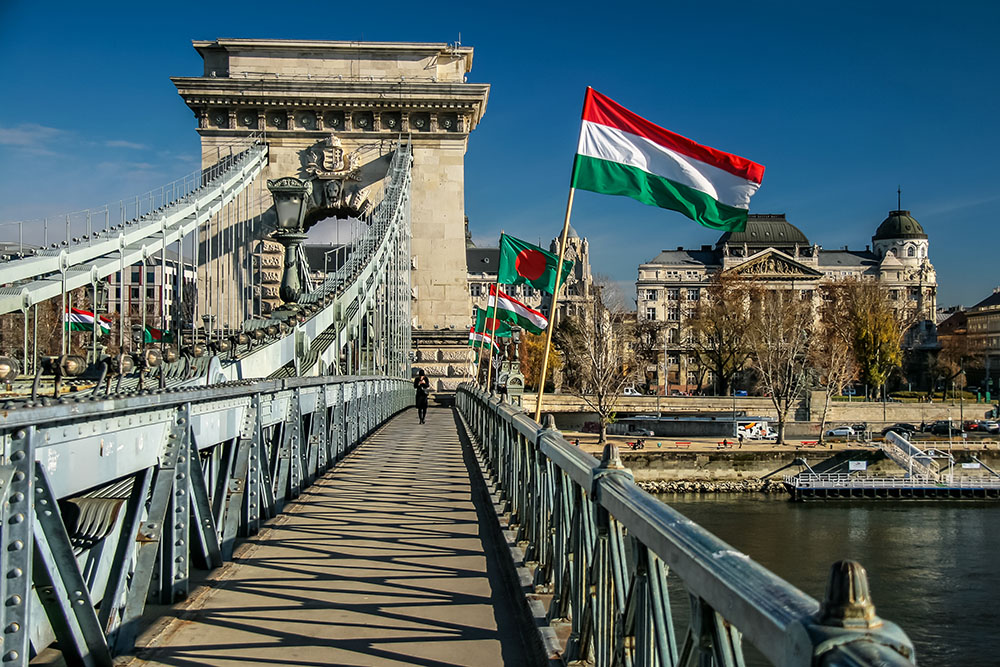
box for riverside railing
[0,375,410,665]
[456,385,917,667]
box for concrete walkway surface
[125,406,534,667]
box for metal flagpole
[473,309,487,387]
[485,282,504,394]
[533,187,576,423]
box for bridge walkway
[124,406,535,667]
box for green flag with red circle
[497,233,574,295]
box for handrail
[457,384,916,666]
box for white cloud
[105,139,148,150]
[0,123,63,154]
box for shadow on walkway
[124,406,538,667]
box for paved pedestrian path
[127,406,533,667]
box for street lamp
[267,177,313,309]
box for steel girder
[0,375,409,664]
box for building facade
[959,290,1000,392]
[636,212,938,394]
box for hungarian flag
[468,326,498,351]
[487,284,548,334]
[64,307,111,333]
[474,307,513,338]
[571,88,764,232]
[497,234,573,295]
[144,326,174,343]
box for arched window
[906,245,916,258]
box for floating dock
[783,473,1000,501]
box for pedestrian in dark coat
[414,373,430,424]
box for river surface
[657,493,1000,666]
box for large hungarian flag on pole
[487,284,548,334]
[64,307,111,333]
[497,234,573,295]
[571,88,764,232]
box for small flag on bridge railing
[64,307,111,333]
[144,326,174,343]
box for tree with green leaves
[844,280,904,398]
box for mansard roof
[467,247,499,274]
[644,249,721,267]
[716,214,810,248]
[817,250,879,269]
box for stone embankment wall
[621,448,1000,493]
[527,391,995,433]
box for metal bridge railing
[0,374,410,665]
[456,385,917,667]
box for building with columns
[636,211,938,394]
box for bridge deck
[126,406,533,667]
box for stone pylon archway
[173,39,490,341]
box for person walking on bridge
[414,372,430,424]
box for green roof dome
[873,210,927,241]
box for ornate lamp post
[267,177,313,314]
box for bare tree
[556,280,639,444]
[811,285,858,443]
[687,274,753,395]
[746,287,815,444]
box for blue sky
[1,0,997,307]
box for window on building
[645,307,656,320]
[668,354,679,365]
[800,290,813,301]
[470,283,482,297]
[130,287,139,299]
[889,289,899,300]
[667,307,680,321]
[687,288,700,301]
[146,287,155,298]
[645,289,658,301]
[667,288,680,300]
[909,287,919,300]
[686,371,698,384]
[906,246,916,257]
[146,270,155,283]
[131,268,141,281]
[667,328,679,343]
[685,329,695,344]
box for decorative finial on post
[599,441,626,470]
[818,560,883,629]
[543,414,557,430]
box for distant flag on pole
[487,284,548,334]
[497,234,573,295]
[571,88,764,232]
[474,307,513,338]
[64,307,111,333]
[143,326,174,343]
[468,326,499,351]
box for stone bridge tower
[172,39,489,352]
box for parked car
[622,386,642,396]
[930,420,963,436]
[734,390,748,397]
[881,423,917,437]
[825,426,855,437]
[625,427,654,437]
[980,420,1000,434]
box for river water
[657,493,1000,666]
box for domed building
[636,212,938,394]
